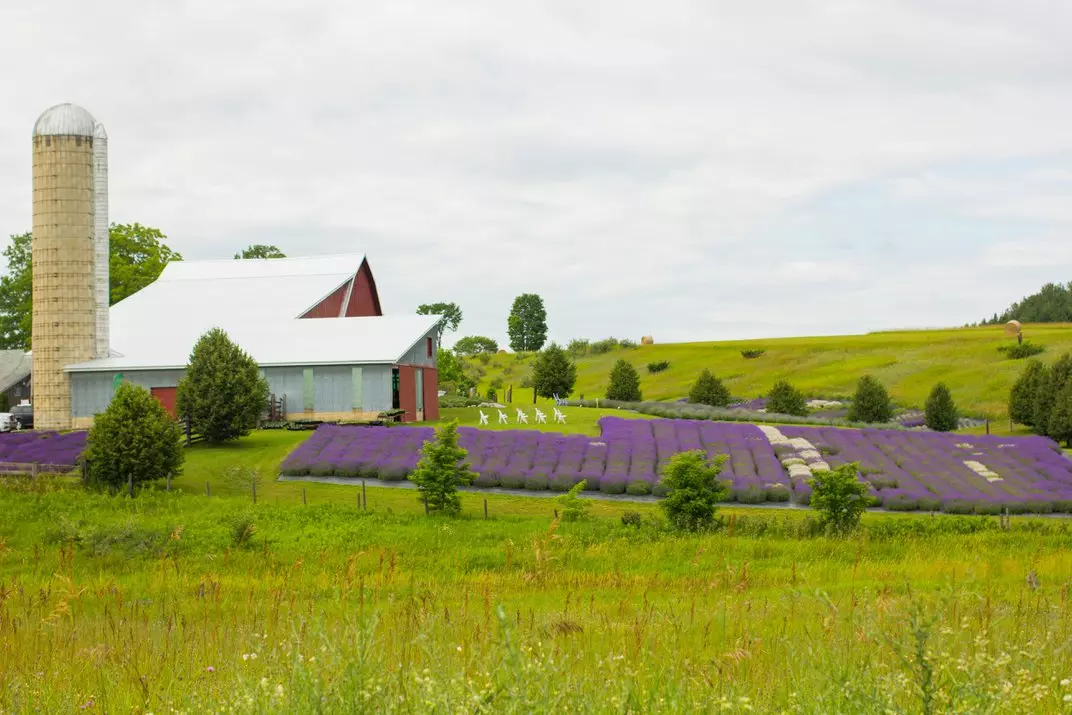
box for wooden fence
[0,461,78,477]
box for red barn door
[397,366,416,422]
[150,387,178,418]
[422,367,439,421]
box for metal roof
[66,254,438,372]
[33,103,100,137]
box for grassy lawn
[434,405,651,436]
[473,323,1072,419]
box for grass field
[472,324,1072,419]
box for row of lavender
[0,431,87,471]
[280,418,1072,512]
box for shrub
[566,339,590,356]
[658,450,729,532]
[733,485,766,504]
[619,339,638,349]
[767,380,807,416]
[230,512,256,549]
[924,383,958,432]
[599,479,626,495]
[626,480,652,496]
[998,341,1045,359]
[410,420,472,515]
[499,473,526,489]
[524,474,549,490]
[177,328,269,443]
[486,388,497,402]
[620,510,643,527]
[689,369,731,407]
[1009,359,1046,427]
[590,338,620,355]
[520,376,534,389]
[766,484,791,502]
[472,471,500,488]
[489,377,504,390]
[476,353,491,365]
[808,462,869,534]
[847,375,894,423]
[606,359,642,402]
[647,360,670,374]
[740,349,766,359]
[85,382,184,492]
[557,480,590,521]
[454,335,498,356]
[532,343,578,399]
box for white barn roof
[66,253,438,372]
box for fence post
[128,473,133,498]
[362,480,367,510]
[985,419,990,435]
[252,482,257,504]
[31,463,38,481]
[206,481,210,497]
[166,472,171,491]
[484,498,488,520]
[185,418,192,447]
[302,487,307,505]
[424,493,429,515]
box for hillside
[471,324,1072,419]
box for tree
[436,348,474,394]
[507,294,548,352]
[658,450,729,531]
[606,359,642,402]
[767,379,807,416]
[689,369,730,407]
[984,282,1072,325]
[531,343,577,399]
[847,375,894,423]
[411,420,472,515]
[1048,379,1072,447]
[417,302,463,342]
[923,383,958,432]
[808,462,869,535]
[176,328,269,443]
[234,244,286,259]
[1034,353,1072,435]
[85,382,184,492]
[0,225,182,349]
[453,335,498,356]
[1009,359,1046,427]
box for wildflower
[1062,679,1071,687]
[275,684,285,697]
[1065,695,1072,703]
[206,666,215,674]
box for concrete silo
[31,103,109,430]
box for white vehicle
[0,413,13,433]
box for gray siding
[398,327,437,367]
[71,369,184,418]
[313,366,351,412]
[362,365,393,412]
[263,367,303,414]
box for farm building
[64,253,441,427]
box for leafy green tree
[417,302,463,342]
[234,244,286,259]
[985,282,1072,324]
[1048,379,1072,447]
[0,225,182,349]
[767,379,807,416]
[658,450,729,531]
[1035,353,1072,435]
[606,359,642,402]
[436,348,474,394]
[689,369,730,407]
[411,420,472,515]
[808,462,869,535]
[1009,359,1046,427]
[924,383,958,432]
[177,328,269,443]
[453,335,498,356]
[847,375,894,423]
[507,293,548,352]
[85,382,184,492]
[531,343,577,399]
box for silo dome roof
[32,103,100,137]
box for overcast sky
[2,1,1071,347]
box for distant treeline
[981,282,1072,325]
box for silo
[31,103,107,431]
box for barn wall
[300,280,349,319]
[345,261,382,317]
[71,368,184,417]
[398,327,437,368]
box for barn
[63,253,440,427]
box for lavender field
[280,417,1072,513]
[0,431,86,471]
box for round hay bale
[1004,320,1022,337]
[640,335,654,345]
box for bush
[230,512,257,549]
[85,382,184,492]
[520,376,534,389]
[486,388,498,402]
[557,480,590,521]
[410,420,472,515]
[847,375,894,423]
[689,369,731,407]
[606,359,642,402]
[626,480,652,495]
[489,378,504,390]
[740,349,766,359]
[808,462,869,534]
[924,383,958,432]
[658,451,729,531]
[767,380,807,416]
[620,510,643,527]
[532,343,578,399]
[647,361,670,374]
[566,339,590,356]
[177,328,269,443]
[590,338,621,355]
[1009,359,1046,427]
[454,335,498,356]
[998,341,1045,359]
[619,339,638,349]
[524,474,549,490]
[732,485,766,504]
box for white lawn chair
[479,410,489,425]
[516,408,529,424]
[553,408,566,424]
[497,409,509,424]
[534,408,547,424]
[553,393,567,407]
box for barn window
[426,337,433,358]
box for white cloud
[1,0,1071,346]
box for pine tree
[767,379,807,416]
[411,420,472,515]
[847,375,894,423]
[606,359,642,402]
[176,328,269,443]
[689,369,730,407]
[924,383,958,432]
[531,343,577,399]
[1009,359,1046,427]
[1034,353,1072,435]
[1048,379,1072,447]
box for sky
[1,0,1071,348]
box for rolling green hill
[471,324,1072,419]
